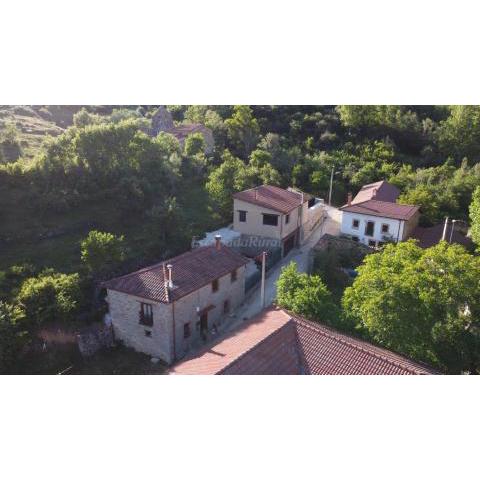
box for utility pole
[449,219,457,243]
[328,165,334,206]
[260,251,266,309]
[441,217,449,241]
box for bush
[17,271,82,325]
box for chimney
[166,264,173,288]
[347,192,352,206]
[214,234,222,251]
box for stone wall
[106,265,246,364]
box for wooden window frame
[285,214,290,224]
[139,302,153,326]
[212,279,219,293]
[365,221,375,237]
[352,218,360,229]
[183,323,191,339]
[381,223,389,234]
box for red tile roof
[169,308,294,374]
[233,185,305,214]
[352,180,400,204]
[411,223,473,249]
[170,307,436,375]
[103,245,249,304]
[340,199,419,221]
[168,123,212,142]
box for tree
[469,186,480,247]
[276,262,339,326]
[342,241,480,373]
[225,105,260,157]
[81,231,127,277]
[205,150,248,219]
[437,105,480,162]
[0,301,27,373]
[184,132,206,157]
[17,271,82,325]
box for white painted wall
[340,211,404,246]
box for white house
[339,181,420,248]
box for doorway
[365,221,375,237]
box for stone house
[232,185,324,256]
[103,237,248,364]
[339,180,420,248]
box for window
[144,330,152,338]
[352,236,359,242]
[212,279,219,292]
[183,323,191,339]
[262,213,279,226]
[285,214,290,224]
[238,210,247,222]
[365,221,375,237]
[231,269,237,282]
[139,302,153,326]
[223,300,230,314]
[381,223,389,234]
[352,219,360,229]
[368,240,376,247]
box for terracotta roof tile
[411,223,473,249]
[340,199,419,221]
[170,307,436,375]
[233,185,304,214]
[352,180,400,204]
[103,245,249,304]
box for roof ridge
[291,315,432,374]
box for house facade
[103,237,248,364]
[232,185,322,256]
[339,181,420,248]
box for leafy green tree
[276,262,339,326]
[469,186,480,247]
[225,105,260,157]
[205,150,248,219]
[81,231,127,277]
[0,301,27,373]
[145,197,186,254]
[73,107,101,128]
[342,241,480,373]
[184,132,206,157]
[437,106,480,162]
[17,271,82,325]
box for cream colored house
[103,237,248,364]
[232,185,322,256]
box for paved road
[222,205,341,333]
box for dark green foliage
[342,241,480,373]
[0,301,28,373]
[80,230,127,278]
[17,270,83,326]
[276,262,340,328]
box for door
[365,221,375,237]
[200,312,208,332]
